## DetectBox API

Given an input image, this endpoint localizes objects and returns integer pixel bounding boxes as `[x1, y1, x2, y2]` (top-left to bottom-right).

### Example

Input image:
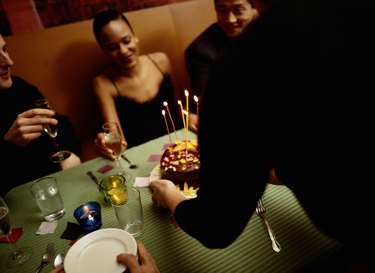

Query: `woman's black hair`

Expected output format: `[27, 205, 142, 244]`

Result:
[93, 8, 134, 44]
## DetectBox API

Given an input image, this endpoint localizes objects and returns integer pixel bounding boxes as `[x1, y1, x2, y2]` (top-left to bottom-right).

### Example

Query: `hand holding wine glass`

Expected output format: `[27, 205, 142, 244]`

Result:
[102, 121, 124, 174]
[0, 196, 32, 268]
[34, 98, 72, 163]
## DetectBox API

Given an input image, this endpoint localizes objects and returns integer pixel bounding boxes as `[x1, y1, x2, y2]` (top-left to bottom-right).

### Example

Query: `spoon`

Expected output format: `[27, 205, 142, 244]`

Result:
[121, 155, 139, 169]
[54, 252, 65, 268]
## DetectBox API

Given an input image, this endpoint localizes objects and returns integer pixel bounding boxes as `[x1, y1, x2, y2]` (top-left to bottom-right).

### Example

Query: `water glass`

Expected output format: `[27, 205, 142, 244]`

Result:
[30, 176, 65, 221]
[111, 187, 144, 238]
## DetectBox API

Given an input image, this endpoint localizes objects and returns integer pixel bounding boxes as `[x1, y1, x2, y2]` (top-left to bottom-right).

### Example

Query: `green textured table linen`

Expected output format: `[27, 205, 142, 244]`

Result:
[0, 130, 341, 273]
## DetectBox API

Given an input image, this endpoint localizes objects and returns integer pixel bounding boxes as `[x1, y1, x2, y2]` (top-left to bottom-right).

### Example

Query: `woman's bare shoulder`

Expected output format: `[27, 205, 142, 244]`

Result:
[92, 73, 109, 85]
[147, 52, 172, 74]
[92, 73, 115, 96]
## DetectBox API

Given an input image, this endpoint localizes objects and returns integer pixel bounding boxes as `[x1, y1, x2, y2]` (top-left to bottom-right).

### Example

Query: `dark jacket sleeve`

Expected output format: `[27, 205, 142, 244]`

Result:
[55, 115, 81, 156]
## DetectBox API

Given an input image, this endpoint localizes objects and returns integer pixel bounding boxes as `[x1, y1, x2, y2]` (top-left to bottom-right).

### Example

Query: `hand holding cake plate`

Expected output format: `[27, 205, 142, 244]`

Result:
[149, 164, 198, 199]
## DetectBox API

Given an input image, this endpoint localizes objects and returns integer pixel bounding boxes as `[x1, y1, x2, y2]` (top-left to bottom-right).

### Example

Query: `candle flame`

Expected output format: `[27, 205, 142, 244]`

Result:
[184, 90, 189, 97]
[194, 95, 198, 102]
[162, 109, 166, 115]
[178, 100, 182, 105]
[163, 101, 168, 106]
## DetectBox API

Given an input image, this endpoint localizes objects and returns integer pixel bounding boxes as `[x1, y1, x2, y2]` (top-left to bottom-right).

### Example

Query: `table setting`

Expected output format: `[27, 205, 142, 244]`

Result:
[1, 129, 343, 273]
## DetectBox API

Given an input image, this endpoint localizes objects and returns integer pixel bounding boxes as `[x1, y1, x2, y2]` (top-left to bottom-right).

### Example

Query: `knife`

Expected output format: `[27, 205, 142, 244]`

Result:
[86, 171, 100, 189]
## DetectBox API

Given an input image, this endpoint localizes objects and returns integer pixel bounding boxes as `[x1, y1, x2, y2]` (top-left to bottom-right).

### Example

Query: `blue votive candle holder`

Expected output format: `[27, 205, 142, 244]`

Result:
[74, 201, 102, 232]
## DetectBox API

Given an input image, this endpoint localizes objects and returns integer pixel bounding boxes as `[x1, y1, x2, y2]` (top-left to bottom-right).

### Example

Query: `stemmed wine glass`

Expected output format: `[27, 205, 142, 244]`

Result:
[102, 121, 124, 174]
[34, 98, 72, 163]
[0, 196, 33, 268]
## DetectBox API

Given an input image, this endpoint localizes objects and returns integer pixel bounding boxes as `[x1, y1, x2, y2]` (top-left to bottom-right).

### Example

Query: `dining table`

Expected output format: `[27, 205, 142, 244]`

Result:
[0, 129, 342, 273]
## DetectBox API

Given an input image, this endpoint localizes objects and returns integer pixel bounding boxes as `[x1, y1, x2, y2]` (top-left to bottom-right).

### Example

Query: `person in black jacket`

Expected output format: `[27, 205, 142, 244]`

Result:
[0, 34, 81, 197]
[151, 0, 375, 271]
[184, 0, 257, 132]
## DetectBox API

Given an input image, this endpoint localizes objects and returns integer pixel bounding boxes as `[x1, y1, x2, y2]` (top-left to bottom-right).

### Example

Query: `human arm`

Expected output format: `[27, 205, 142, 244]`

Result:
[188, 113, 199, 133]
[94, 132, 127, 161]
[92, 75, 128, 159]
[48, 241, 159, 273]
[117, 241, 160, 273]
[150, 179, 188, 213]
[60, 152, 81, 169]
[51, 114, 82, 169]
[3, 108, 57, 147]
[48, 264, 64, 273]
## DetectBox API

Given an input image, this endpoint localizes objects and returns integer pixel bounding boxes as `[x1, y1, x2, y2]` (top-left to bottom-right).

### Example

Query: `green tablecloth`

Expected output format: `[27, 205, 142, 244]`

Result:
[0, 130, 341, 273]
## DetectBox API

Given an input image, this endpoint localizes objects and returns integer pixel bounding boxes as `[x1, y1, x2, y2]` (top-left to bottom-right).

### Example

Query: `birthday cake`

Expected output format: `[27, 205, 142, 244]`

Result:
[160, 139, 200, 190]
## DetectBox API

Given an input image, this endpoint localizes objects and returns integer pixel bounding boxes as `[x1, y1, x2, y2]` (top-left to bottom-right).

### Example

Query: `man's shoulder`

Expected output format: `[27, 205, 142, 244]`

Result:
[11, 75, 37, 89]
[187, 22, 224, 48]
[10, 75, 43, 98]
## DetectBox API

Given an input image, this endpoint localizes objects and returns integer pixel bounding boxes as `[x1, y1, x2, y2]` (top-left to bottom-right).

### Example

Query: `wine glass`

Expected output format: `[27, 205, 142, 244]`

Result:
[34, 98, 72, 163]
[0, 196, 33, 268]
[102, 121, 124, 174]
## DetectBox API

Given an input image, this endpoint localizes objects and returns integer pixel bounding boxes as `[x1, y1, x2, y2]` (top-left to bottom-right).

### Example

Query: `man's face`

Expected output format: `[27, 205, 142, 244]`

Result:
[0, 35, 13, 89]
[215, 0, 256, 38]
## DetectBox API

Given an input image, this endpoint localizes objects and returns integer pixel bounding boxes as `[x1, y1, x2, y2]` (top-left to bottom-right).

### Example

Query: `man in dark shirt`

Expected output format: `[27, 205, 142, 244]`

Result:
[151, 0, 375, 271]
[0, 34, 81, 197]
[184, 0, 257, 132]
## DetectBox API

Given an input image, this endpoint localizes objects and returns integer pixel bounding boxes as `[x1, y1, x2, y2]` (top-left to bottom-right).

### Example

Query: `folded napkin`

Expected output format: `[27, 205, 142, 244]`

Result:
[60, 222, 83, 240]
[0, 227, 22, 243]
[134, 176, 151, 188]
[97, 164, 114, 174]
[148, 154, 162, 162]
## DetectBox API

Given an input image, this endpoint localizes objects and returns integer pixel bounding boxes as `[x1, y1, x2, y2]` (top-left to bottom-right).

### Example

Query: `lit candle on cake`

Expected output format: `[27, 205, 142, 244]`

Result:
[184, 90, 189, 142]
[178, 100, 186, 131]
[184, 90, 189, 156]
[194, 95, 199, 117]
[163, 101, 178, 141]
[162, 110, 172, 145]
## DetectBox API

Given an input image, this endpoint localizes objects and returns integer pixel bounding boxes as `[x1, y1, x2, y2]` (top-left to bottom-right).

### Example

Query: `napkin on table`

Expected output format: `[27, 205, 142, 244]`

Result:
[0, 227, 22, 243]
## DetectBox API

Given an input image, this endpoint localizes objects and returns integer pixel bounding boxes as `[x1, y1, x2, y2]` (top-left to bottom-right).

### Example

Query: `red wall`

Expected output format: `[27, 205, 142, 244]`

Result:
[1, 0, 191, 36]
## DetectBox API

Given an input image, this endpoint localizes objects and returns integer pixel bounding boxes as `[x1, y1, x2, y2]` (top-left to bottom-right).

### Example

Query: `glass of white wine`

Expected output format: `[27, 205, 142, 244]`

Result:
[0, 196, 33, 268]
[34, 98, 72, 163]
[102, 121, 124, 174]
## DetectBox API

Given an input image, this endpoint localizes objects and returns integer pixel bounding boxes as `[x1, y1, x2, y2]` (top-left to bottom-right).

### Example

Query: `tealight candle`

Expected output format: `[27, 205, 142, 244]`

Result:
[74, 201, 102, 232]
[99, 174, 126, 204]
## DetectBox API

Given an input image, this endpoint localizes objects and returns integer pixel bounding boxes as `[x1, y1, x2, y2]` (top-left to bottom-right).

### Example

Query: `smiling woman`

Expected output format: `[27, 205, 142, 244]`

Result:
[4, 0, 217, 161]
[0, 0, 192, 36]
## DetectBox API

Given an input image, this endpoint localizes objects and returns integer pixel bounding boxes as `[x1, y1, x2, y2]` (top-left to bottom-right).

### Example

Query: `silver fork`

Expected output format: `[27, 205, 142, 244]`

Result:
[256, 198, 281, 252]
[35, 242, 54, 273]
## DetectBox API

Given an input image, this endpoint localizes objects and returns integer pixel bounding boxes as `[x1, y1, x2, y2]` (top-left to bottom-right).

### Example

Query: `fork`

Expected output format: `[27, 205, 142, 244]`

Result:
[256, 198, 281, 252]
[35, 242, 54, 273]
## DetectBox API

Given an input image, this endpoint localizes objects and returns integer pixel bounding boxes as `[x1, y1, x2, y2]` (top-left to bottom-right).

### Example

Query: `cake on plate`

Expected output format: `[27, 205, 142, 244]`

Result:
[159, 139, 200, 197]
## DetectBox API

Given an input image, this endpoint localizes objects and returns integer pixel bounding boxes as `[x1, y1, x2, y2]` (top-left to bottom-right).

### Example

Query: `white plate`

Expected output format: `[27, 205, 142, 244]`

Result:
[149, 164, 162, 183]
[64, 228, 137, 273]
[149, 164, 199, 199]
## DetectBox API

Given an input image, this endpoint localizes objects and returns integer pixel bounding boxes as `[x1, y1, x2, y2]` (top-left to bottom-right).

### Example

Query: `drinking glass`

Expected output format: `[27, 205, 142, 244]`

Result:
[30, 176, 65, 221]
[102, 121, 124, 174]
[110, 187, 144, 238]
[34, 98, 71, 163]
[0, 196, 33, 268]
